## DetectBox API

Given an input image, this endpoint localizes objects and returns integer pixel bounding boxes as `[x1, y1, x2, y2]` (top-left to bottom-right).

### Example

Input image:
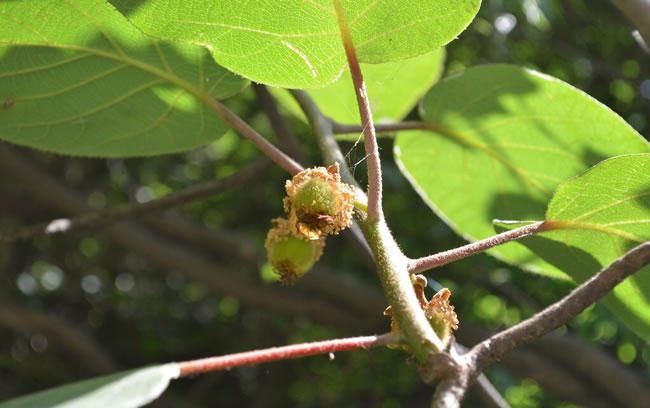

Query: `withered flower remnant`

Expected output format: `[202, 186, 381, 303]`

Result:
[384, 275, 459, 351]
[265, 218, 325, 283]
[283, 163, 355, 240]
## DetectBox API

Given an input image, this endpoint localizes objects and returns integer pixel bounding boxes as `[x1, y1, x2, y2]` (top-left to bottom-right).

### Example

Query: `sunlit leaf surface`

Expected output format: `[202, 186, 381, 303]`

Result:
[0, 0, 248, 157]
[496, 154, 650, 339]
[109, 0, 479, 88]
[272, 48, 445, 130]
[0, 364, 179, 408]
[395, 64, 650, 279]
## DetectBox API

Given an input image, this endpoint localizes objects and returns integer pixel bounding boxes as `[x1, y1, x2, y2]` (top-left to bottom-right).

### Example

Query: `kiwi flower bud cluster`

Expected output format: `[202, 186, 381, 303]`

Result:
[384, 275, 459, 351]
[265, 164, 355, 283]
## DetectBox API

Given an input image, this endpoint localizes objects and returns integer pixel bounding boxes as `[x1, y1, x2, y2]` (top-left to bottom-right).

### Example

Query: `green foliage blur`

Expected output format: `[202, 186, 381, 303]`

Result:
[1, 1, 648, 407]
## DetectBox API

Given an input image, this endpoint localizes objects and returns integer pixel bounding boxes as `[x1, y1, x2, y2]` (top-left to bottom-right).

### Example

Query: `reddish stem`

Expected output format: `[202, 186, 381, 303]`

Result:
[333, 0, 383, 220]
[408, 221, 548, 274]
[203, 96, 303, 176]
[332, 121, 437, 134]
[178, 333, 395, 376]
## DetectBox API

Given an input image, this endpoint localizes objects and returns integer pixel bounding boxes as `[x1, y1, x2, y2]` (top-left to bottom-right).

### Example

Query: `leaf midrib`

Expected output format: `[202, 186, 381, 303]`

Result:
[0, 40, 210, 114]
[546, 220, 647, 243]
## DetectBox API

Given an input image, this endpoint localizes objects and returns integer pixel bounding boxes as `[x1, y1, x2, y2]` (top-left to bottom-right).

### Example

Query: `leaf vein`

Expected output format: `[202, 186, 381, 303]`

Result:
[12, 79, 166, 128]
[0, 53, 92, 79]
[18, 64, 129, 101]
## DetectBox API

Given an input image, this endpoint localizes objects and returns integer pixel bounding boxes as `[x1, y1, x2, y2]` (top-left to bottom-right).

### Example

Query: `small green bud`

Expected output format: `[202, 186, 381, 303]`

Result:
[283, 163, 354, 240]
[265, 218, 325, 283]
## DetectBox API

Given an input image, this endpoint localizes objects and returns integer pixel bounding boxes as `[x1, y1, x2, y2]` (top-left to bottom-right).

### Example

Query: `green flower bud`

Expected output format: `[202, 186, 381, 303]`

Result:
[283, 163, 354, 240]
[265, 218, 325, 283]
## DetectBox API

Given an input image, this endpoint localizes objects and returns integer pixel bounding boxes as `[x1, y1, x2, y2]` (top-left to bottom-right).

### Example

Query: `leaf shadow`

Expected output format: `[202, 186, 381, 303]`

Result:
[496, 225, 650, 308]
[498, 231, 601, 282]
[0, 32, 244, 156]
[107, 0, 153, 16]
[429, 65, 616, 199]
[487, 192, 547, 225]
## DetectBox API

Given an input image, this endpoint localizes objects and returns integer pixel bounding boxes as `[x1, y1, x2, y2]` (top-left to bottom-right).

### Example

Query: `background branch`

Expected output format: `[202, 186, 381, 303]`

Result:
[203, 97, 304, 175]
[0, 147, 375, 330]
[289, 89, 375, 265]
[453, 343, 511, 408]
[0, 303, 118, 375]
[144, 214, 385, 316]
[467, 242, 650, 375]
[611, 0, 650, 50]
[0, 148, 268, 243]
[289, 90, 364, 192]
[252, 84, 310, 167]
[472, 374, 512, 408]
[458, 325, 650, 408]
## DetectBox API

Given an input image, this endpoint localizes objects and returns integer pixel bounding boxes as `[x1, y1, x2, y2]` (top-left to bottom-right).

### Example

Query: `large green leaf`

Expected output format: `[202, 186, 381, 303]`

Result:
[395, 65, 650, 279]
[0, 0, 248, 157]
[496, 154, 650, 339]
[0, 364, 179, 408]
[272, 48, 445, 129]
[109, 0, 479, 88]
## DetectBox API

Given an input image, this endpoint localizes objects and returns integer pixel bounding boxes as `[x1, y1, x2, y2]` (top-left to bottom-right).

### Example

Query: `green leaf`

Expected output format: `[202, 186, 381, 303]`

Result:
[0, 0, 248, 157]
[272, 48, 445, 132]
[109, 0, 479, 88]
[0, 364, 179, 408]
[496, 154, 650, 339]
[394, 65, 650, 279]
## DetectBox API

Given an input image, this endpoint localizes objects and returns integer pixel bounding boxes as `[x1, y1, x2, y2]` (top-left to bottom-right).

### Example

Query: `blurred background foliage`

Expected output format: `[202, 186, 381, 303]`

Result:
[1, 0, 649, 407]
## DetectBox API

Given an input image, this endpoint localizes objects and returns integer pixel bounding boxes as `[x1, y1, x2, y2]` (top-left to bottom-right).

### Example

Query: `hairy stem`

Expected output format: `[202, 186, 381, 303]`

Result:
[332, 121, 436, 135]
[178, 333, 396, 376]
[467, 241, 650, 375]
[360, 218, 445, 358]
[408, 222, 548, 274]
[430, 242, 650, 407]
[332, 0, 383, 220]
[331, 1, 445, 358]
[202, 96, 303, 175]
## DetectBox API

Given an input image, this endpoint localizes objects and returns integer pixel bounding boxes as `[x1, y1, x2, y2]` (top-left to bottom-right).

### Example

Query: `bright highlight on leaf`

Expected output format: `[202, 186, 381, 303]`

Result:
[0, 364, 179, 408]
[109, 0, 480, 88]
[0, 0, 248, 157]
[395, 64, 650, 279]
[519, 154, 650, 339]
[272, 49, 445, 129]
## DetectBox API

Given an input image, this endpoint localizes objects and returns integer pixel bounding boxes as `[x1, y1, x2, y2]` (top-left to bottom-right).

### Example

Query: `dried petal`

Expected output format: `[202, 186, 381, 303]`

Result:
[384, 276, 459, 351]
[265, 218, 325, 283]
[284, 163, 355, 240]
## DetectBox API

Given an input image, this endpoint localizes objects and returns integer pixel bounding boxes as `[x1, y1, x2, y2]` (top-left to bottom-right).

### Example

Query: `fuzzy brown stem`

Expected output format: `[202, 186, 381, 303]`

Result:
[332, 0, 383, 220]
[178, 333, 395, 376]
[203, 96, 303, 175]
[408, 222, 548, 274]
